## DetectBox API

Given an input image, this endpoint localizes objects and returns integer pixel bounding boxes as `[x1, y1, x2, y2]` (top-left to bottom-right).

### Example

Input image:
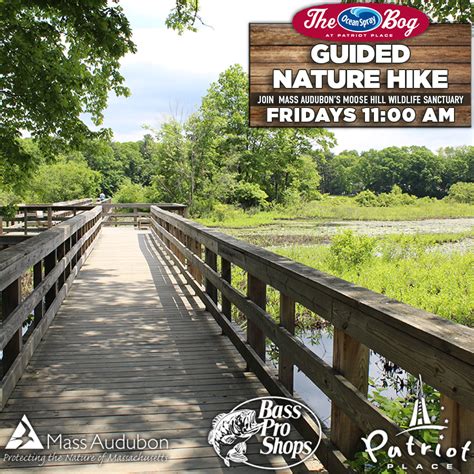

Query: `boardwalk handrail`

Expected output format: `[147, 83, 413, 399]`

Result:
[1, 198, 97, 235]
[149, 205, 474, 474]
[0, 206, 103, 407]
[101, 203, 187, 226]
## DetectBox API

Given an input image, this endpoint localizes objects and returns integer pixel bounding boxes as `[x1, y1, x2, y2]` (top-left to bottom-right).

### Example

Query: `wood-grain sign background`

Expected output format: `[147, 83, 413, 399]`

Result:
[249, 24, 471, 127]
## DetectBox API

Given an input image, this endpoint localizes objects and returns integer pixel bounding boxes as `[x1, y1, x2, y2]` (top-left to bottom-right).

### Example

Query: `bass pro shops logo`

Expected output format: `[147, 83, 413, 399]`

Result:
[208, 396, 321, 470]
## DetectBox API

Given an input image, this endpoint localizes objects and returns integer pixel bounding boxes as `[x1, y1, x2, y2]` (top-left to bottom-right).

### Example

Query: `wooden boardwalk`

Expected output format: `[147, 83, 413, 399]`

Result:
[0, 228, 322, 473]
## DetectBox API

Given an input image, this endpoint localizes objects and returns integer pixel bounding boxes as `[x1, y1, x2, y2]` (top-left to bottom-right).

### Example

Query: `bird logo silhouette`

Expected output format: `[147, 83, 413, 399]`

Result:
[5, 415, 44, 449]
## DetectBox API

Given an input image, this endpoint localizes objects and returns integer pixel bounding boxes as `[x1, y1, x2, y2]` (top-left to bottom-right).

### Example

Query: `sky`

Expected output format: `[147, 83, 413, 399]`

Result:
[101, 0, 473, 152]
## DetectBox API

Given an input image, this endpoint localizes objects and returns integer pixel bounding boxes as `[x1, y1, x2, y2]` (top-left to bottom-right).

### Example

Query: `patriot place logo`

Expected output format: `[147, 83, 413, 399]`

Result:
[362, 376, 472, 471]
[208, 396, 322, 470]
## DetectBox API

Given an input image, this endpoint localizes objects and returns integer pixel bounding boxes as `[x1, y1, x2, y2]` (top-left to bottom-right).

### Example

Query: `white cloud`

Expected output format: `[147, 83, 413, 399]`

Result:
[104, 0, 473, 150]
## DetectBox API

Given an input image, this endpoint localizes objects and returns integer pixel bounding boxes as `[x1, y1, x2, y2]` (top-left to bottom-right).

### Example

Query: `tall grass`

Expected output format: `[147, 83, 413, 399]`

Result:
[198, 198, 474, 228]
[273, 234, 473, 327]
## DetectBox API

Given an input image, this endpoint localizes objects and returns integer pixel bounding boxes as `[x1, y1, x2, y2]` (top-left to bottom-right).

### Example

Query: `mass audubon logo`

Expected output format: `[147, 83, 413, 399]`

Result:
[362, 376, 472, 470]
[3, 417, 169, 466]
[6, 416, 44, 450]
[208, 396, 321, 470]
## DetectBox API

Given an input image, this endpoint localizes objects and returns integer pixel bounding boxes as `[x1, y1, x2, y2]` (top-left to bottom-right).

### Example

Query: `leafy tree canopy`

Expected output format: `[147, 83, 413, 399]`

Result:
[27, 156, 101, 202]
[166, 0, 204, 34]
[0, 0, 204, 191]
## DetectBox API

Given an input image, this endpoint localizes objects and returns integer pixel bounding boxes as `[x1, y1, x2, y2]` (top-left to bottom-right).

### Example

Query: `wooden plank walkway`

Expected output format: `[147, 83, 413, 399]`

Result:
[0, 228, 323, 473]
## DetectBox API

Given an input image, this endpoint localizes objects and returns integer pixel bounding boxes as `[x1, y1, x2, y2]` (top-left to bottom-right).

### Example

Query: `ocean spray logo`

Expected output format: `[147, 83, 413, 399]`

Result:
[208, 396, 321, 470]
[293, 3, 429, 42]
[362, 376, 472, 469]
[338, 7, 382, 33]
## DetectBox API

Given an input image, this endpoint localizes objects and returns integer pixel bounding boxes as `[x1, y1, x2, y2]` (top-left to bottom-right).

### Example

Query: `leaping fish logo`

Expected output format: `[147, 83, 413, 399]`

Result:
[208, 409, 262, 467]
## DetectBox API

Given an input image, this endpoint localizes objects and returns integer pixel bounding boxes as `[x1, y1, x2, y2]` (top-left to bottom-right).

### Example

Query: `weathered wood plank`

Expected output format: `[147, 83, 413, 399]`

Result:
[0, 206, 102, 291]
[149, 207, 474, 410]
[279, 293, 295, 393]
[249, 24, 471, 47]
[150, 229, 349, 473]
[331, 329, 369, 458]
[150, 213, 461, 473]
[0, 227, 316, 472]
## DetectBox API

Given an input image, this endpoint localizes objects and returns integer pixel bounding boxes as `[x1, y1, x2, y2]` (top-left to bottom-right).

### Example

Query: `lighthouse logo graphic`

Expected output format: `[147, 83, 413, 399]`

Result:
[397, 375, 447, 436]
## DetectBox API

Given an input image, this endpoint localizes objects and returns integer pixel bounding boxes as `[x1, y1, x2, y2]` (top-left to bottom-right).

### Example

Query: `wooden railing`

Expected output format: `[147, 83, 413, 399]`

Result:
[0, 206, 103, 407]
[0, 199, 97, 235]
[149, 206, 474, 474]
[101, 203, 187, 227]
[0, 200, 188, 235]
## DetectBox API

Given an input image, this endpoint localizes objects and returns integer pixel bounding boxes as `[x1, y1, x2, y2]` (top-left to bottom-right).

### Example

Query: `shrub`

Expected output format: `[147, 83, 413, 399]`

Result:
[211, 203, 240, 222]
[447, 182, 474, 203]
[113, 180, 148, 203]
[0, 191, 19, 220]
[355, 186, 417, 207]
[355, 190, 379, 207]
[29, 160, 101, 202]
[329, 230, 375, 272]
[230, 182, 269, 209]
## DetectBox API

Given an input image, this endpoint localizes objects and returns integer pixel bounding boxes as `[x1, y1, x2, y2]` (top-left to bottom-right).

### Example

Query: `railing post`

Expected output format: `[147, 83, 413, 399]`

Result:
[44, 249, 57, 310]
[440, 395, 474, 472]
[170, 225, 177, 255]
[57, 241, 66, 290]
[77, 227, 84, 259]
[176, 229, 185, 264]
[279, 293, 295, 394]
[185, 235, 193, 275]
[165, 223, 171, 250]
[71, 231, 77, 268]
[193, 239, 202, 284]
[247, 274, 266, 362]
[1, 278, 22, 376]
[33, 261, 44, 327]
[205, 248, 218, 303]
[221, 258, 232, 320]
[64, 236, 72, 280]
[47, 207, 53, 228]
[23, 207, 28, 235]
[331, 328, 370, 459]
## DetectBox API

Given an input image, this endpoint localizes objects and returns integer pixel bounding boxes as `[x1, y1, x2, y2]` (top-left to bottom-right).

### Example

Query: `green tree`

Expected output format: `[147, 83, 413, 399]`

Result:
[439, 146, 474, 191]
[1, 0, 205, 188]
[328, 150, 362, 195]
[112, 142, 147, 185]
[166, 0, 205, 34]
[396, 147, 443, 197]
[149, 120, 191, 204]
[113, 179, 148, 204]
[447, 182, 474, 204]
[82, 140, 125, 196]
[0, 1, 136, 184]
[28, 158, 101, 202]
[187, 65, 335, 207]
